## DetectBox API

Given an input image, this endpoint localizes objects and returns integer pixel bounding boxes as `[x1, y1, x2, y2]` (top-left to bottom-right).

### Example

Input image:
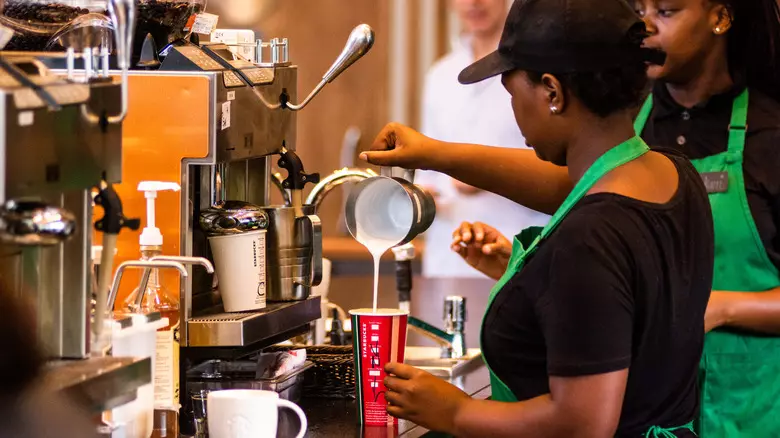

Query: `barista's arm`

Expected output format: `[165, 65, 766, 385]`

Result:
[384, 364, 626, 438]
[706, 289, 780, 334]
[455, 371, 627, 438]
[361, 123, 572, 215]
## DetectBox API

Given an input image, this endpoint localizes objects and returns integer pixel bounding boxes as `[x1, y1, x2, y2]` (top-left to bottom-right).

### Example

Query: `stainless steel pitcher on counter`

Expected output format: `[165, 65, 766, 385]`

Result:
[265, 149, 323, 302]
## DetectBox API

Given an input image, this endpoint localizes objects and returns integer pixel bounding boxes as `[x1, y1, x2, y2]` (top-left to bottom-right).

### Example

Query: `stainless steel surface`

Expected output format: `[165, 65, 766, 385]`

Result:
[186, 295, 321, 347]
[44, 356, 152, 413]
[404, 346, 483, 378]
[285, 24, 374, 111]
[199, 200, 269, 235]
[304, 167, 377, 211]
[0, 190, 97, 359]
[262, 206, 319, 301]
[380, 166, 416, 183]
[171, 65, 296, 345]
[106, 260, 188, 312]
[0, 199, 77, 245]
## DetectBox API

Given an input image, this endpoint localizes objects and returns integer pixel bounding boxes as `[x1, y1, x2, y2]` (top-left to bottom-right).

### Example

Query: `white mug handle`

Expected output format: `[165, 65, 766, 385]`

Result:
[276, 399, 308, 438]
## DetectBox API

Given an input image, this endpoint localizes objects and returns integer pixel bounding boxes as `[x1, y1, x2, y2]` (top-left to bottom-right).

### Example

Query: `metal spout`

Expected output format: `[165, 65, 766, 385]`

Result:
[285, 24, 375, 111]
[107, 260, 188, 313]
[304, 167, 378, 211]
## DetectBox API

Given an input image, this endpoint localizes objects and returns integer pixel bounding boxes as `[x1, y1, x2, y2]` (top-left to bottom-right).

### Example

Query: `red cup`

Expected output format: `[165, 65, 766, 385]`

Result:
[350, 308, 409, 426]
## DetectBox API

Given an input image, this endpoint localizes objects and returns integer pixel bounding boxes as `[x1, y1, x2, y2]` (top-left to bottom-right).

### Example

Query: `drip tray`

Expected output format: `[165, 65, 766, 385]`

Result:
[187, 296, 321, 347]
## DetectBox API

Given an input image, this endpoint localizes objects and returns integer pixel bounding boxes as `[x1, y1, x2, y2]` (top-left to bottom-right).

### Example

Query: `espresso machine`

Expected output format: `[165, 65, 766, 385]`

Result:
[48, 22, 378, 433]
[0, 0, 154, 421]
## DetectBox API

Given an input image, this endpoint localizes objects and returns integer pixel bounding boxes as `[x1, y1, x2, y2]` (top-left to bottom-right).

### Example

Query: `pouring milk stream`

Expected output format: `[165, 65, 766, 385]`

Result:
[347, 171, 435, 313]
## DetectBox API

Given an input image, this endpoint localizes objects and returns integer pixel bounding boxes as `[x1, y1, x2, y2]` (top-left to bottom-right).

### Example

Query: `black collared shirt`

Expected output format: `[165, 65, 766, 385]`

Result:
[641, 81, 780, 270]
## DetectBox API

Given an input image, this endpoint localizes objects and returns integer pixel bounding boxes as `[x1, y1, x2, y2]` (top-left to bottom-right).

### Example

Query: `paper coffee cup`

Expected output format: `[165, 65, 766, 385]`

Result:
[208, 230, 267, 312]
[350, 308, 409, 426]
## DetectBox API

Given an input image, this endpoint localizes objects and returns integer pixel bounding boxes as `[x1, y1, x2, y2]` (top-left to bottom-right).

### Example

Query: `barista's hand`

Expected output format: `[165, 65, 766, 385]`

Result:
[452, 222, 511, 281]
[360, 123, 439, 170]
[384, 362, 470, 435]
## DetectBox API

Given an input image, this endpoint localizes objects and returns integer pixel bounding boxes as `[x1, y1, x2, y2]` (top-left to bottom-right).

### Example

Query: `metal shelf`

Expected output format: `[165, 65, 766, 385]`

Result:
[187, 296, 321, 347]
[44, 356, 151, 413]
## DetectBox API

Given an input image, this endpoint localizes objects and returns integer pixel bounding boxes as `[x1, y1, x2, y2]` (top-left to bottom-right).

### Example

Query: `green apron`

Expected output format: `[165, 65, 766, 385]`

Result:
[635, 89, 780, 437]
[480, 136, 695, 437]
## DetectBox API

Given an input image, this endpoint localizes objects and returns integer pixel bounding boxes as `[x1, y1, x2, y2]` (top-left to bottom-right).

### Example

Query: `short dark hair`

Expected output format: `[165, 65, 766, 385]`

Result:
[718, 0, 780, 102]
[526, 61, 649, 118]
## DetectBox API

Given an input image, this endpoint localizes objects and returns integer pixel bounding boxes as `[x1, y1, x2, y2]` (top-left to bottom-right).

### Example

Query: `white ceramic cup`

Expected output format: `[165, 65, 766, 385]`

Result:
[208, 230, 267, 312]
[207, 390, 307, 438]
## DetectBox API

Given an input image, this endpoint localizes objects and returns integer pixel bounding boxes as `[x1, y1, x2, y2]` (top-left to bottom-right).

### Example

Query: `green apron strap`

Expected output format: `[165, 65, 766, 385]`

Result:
[726, 90, 749, 156]
[634, 95, 654, 135]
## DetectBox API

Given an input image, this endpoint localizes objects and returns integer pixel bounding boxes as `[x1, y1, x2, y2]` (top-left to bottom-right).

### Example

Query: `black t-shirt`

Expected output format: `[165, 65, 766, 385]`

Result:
[641, 81, 780, 269]
[482, 151, 714, 437]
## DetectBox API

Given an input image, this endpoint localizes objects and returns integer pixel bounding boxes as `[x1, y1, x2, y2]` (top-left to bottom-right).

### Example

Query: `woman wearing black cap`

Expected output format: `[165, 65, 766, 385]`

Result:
[441, 1, 780, 435]
[368, 0, 713, 436]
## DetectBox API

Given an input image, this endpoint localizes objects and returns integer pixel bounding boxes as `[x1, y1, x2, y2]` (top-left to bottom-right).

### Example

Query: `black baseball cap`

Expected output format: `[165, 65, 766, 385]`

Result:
[458, 0, 665, 84]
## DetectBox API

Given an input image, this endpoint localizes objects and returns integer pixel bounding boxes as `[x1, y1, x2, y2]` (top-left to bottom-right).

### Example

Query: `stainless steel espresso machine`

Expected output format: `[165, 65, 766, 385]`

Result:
[0, 0, 153, 420]
[50, 23, 375, 434]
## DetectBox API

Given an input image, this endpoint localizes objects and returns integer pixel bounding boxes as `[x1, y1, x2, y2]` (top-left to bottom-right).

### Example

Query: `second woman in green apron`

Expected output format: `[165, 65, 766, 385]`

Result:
[377, 0, 714, 436]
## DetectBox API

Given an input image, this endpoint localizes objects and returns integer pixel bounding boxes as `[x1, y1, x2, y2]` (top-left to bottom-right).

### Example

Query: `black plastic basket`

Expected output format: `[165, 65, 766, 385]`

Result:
[266, 345, 355, 399]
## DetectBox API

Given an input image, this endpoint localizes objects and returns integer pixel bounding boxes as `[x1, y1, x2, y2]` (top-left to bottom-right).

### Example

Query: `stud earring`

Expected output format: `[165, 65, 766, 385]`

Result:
[550, 105, 560, 114]
[714, 27, 722, 34]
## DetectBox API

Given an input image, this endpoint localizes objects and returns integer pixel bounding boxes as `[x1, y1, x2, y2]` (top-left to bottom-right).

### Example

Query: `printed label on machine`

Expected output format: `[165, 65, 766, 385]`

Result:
[221, 101, 231, 130]
[254, 231, 267, 306]
[187, 13, 220, 35]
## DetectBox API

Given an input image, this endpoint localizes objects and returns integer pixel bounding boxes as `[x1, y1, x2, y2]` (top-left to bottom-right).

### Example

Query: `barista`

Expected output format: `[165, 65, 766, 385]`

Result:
[451, 1, 780, 435]
[369, 0, 714, 436]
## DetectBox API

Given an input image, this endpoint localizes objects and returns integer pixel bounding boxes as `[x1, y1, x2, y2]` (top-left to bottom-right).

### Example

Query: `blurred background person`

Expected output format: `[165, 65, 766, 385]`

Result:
[416, 0, 549, 279]
[0, 286, 97, 438]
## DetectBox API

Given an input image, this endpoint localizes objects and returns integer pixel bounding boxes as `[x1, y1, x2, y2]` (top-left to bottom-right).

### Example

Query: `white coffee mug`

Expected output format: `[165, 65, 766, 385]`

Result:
[207, 390, 307, 438]
[208, 230, 267, 312]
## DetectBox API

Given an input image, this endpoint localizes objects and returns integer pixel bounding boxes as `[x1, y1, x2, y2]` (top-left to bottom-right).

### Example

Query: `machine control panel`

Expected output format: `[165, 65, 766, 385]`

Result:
[238, 68, 275, 86]
[222, 70, 245, 88]
[168, 46, 225, 71]
[201, 44, 256, 70]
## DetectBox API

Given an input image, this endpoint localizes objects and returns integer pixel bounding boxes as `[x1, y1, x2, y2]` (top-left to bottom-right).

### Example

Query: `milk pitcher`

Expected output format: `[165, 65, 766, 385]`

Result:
[345, 167, 436, 247]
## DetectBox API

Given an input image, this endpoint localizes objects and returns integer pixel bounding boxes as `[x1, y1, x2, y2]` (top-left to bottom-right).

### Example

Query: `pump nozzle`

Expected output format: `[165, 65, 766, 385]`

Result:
[137, 181, 181, 246]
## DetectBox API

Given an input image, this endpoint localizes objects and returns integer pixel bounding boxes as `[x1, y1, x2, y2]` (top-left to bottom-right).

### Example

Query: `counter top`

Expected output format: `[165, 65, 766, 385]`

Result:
[277, 360, 490, 438]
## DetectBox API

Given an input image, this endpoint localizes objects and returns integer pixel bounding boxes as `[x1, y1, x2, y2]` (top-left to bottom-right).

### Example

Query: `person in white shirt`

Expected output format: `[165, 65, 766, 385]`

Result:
[416, 0, 549, 278]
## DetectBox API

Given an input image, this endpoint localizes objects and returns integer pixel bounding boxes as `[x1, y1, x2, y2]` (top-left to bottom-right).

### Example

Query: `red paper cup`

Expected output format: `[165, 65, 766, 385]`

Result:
[350, 308, 409, 426]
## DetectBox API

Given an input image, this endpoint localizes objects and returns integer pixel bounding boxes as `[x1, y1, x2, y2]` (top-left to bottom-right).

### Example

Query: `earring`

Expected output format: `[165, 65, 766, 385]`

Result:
[550, 105, 559, 114]
[714, 27, 723, 34]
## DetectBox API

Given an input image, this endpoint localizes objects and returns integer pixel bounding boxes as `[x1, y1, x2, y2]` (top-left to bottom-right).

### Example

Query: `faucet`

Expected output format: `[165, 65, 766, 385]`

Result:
[106, 260, 189, 313]
[392, 244, 468, 359]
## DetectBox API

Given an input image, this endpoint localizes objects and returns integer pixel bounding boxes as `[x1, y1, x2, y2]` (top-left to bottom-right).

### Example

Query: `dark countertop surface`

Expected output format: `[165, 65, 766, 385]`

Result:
[275, 361, 491, 438]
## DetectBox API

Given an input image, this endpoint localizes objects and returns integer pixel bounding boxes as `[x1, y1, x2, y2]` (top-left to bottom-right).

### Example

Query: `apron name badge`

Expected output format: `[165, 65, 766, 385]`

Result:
[700, 171, 729, 193]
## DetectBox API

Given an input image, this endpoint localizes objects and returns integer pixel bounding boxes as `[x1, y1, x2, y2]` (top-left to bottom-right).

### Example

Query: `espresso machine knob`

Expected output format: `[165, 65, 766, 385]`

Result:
[0, 200, 77, 246]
